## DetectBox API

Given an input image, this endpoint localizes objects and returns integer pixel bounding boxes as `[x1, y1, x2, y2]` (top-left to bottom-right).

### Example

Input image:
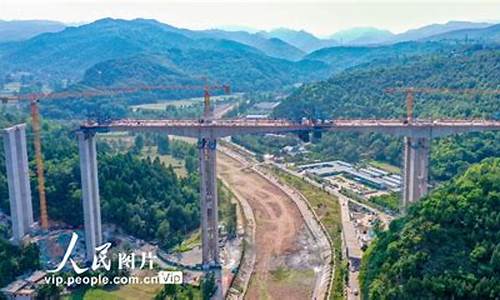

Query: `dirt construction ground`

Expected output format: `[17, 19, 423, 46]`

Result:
[217, 151, 318, 300]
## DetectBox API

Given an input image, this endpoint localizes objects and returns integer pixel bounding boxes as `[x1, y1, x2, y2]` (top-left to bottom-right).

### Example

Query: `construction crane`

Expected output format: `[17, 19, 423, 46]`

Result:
[0, 82, 230, 230]
[385, 87, 500, 123]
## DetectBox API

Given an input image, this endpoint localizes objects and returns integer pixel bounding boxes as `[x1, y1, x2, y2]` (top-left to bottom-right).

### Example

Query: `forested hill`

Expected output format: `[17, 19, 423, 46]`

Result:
[360, 158, 500, 299]
[81, 51, 328, 92]
[36, 50, 327, 119]
[303, 41, 453, 72]
[274, 46, 500, 121]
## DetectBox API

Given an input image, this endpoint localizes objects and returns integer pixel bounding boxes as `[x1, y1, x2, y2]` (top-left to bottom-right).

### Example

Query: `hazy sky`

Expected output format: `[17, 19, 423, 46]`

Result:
[1, 0, 499, 36]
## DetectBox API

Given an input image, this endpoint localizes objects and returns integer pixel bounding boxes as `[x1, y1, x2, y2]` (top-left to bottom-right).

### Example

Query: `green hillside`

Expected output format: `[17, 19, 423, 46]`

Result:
[271, 47, 500, 181]
[281, 46, 499, 121]
[81, 50, 328, 92]
[303, 41, 453, 72]
[0, 18, 193, 80]
[35, 49, 328, 119]
[360, 158, 500, 299]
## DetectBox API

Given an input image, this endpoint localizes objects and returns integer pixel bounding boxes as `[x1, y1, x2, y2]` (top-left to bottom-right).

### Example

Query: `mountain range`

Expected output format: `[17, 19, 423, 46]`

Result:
[0, 18, 330, 92]
[424, 23, 500, 43]
[0, 20, 65, 42]
[393, 21, 493, 42]
[0, 19, 497, 52]
[320, 21, 494, 46]
[328, 27, 394, 45]
[257, 28, 338, 53]
[303, 41, 455, 71]
[0, 18, 499, 97]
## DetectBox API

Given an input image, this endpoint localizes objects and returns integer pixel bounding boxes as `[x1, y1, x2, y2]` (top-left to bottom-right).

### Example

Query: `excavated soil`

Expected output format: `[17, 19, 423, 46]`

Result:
[217, 152, 316, 300]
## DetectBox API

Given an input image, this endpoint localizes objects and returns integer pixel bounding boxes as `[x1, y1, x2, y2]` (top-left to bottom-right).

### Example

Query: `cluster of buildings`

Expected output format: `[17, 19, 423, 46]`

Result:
[298, 160, 402, 193]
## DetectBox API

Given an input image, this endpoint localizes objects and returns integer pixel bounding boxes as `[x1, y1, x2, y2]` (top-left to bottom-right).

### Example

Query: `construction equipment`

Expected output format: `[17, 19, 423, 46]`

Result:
[0, 82, 230, 230]
[385, 87, 500, 123]
[30, 97, 49, 229]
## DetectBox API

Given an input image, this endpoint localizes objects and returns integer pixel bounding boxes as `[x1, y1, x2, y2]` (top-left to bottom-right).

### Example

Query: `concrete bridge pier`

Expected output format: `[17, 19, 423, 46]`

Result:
[198, 137, 220, 268]
[78, 131, 102, 259]
[2, 124, 34, 245]
[402, 136, 430, 212]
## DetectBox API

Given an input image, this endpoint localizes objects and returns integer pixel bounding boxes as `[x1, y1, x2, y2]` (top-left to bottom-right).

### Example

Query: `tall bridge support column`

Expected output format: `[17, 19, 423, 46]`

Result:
[198, 137, 220, 268]
[78, 131, 102, 260]
[2, 124, 34, 245]
[402, 136, 430, 212]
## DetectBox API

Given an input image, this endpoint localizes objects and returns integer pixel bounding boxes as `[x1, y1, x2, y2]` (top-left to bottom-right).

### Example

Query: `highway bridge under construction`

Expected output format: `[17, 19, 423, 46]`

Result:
[74, 117, 500, 268]
[3, 84, 499, 271]
[3, 116, 500, 262]
[2, 113, 499, 298]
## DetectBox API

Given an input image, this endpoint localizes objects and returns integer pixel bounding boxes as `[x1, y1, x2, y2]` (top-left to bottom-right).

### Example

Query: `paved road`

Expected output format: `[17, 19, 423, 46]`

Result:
[338, 196, 361, 300]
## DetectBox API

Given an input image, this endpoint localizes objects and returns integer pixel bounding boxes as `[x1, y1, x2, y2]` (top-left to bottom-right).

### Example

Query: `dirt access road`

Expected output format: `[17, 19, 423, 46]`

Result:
[217, 151, 318, 300]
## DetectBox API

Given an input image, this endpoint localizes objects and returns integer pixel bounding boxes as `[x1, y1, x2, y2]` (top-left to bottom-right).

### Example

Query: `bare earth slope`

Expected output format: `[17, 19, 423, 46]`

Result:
[217, 152, 317, 299]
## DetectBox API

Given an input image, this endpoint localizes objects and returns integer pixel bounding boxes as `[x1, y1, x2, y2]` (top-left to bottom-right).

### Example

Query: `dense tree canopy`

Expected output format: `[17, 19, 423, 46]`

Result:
[45, 141, 201, 249]
[0, 240, 39, 288]
[274, 46, 500, 120]
[360, 158, 500, 299]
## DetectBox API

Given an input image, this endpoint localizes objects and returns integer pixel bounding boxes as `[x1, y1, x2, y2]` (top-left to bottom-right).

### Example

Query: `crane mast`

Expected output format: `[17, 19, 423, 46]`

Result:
[406, 89, 414, 123]
[30, 98, 49, 229]
[203, 84, 212, 120]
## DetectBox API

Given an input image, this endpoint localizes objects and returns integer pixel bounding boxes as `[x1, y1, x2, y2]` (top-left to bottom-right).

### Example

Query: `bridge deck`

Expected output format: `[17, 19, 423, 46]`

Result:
[80, 119, 500, 138]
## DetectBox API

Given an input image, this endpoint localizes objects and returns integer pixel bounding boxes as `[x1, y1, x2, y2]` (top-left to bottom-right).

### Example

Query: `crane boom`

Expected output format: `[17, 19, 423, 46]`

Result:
[5, 84, 230, 102]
